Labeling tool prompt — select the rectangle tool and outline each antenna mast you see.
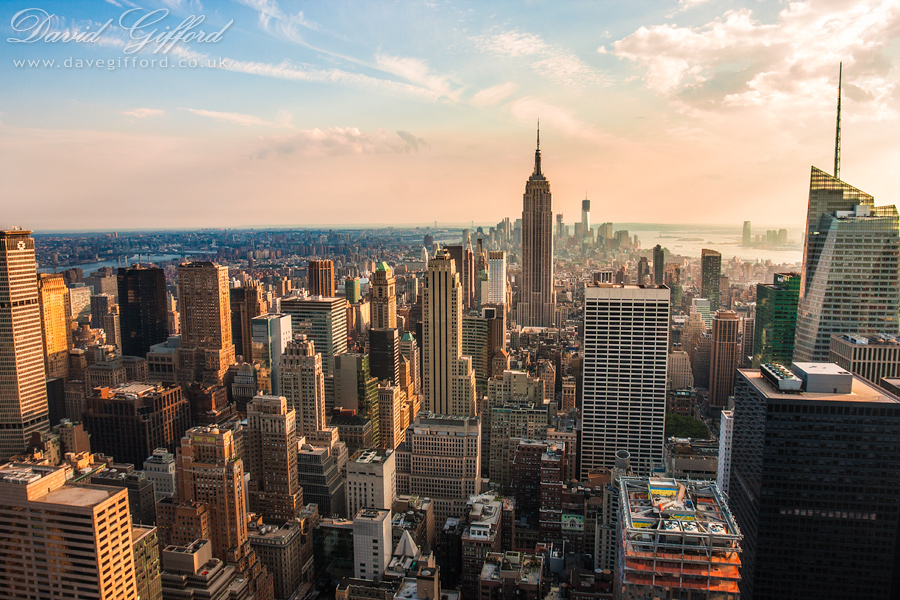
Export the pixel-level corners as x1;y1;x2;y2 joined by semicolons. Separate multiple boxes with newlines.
834;62;842;179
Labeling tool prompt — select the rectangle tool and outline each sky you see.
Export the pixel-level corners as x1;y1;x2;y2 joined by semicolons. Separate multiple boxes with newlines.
2;0;899;231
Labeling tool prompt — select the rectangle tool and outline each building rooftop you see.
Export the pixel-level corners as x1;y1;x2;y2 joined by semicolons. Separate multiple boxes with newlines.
741;367;900;404
350;448;393;464
832;333;900;346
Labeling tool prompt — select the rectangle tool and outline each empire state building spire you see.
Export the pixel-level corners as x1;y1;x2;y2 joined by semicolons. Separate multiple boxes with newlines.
531;120;544;180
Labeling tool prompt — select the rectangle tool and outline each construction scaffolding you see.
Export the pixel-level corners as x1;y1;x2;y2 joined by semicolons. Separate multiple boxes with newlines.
617;477;742;600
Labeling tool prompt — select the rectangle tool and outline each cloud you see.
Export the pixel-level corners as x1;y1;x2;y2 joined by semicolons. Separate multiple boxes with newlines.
234;0;318;35
613;0;900;119
374;54;462;101
121;108;164;118
219;58;454;103
254;127;429;159
508;97;616;145
471;29;605;87
471;82;519;107
182;108;273;126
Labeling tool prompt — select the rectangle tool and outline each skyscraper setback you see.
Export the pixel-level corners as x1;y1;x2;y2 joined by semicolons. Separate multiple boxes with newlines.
0;229;49;460
517;127;556;327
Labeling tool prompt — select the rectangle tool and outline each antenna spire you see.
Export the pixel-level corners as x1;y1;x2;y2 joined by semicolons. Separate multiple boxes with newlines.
834;62;842;179
532;120;542;177
537;119;540;150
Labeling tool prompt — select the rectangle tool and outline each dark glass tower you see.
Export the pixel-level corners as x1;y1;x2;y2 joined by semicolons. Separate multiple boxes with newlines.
118;265;168;358
752;272;800;366
729;365;900;600
700;248;721;309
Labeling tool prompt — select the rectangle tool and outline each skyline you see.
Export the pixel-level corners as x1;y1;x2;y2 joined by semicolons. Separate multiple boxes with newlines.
2;0;899;229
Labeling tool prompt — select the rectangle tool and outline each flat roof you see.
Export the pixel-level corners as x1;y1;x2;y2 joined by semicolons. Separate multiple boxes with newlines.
35;484;120;507
739;368;900;404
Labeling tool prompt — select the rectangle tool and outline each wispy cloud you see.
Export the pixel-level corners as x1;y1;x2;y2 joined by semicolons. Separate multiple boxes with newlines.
121;108;164;118
374;54;462;102
471;29;606;87
471;82;519;107
254;127;428;159
182;108;273;127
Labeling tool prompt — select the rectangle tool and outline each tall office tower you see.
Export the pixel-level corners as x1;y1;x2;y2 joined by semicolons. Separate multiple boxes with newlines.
399;333;420;395
700;249;722;309
118;265;167;358
652;245;664;285
90;293;121;348
422;251;476;416
308;259;335;297
581;284;669;478
345;448;396;518
369;328;400;384
794;198;899;362
708;310;741;408
618;477;742;598
636;257;650;285
177;262;235;384
463;241;476;309
405;275;419;305
0;229;49;460
369;262;397;329
250;313;292;395
83;382;191;466
377;383;405;451
395;413;482;526
0;463;139;598
556;214;565;240
716;408;733;496
280;334;326;437
280;294;348;399
581;197;591;237
518;127;556;327
753;273;800;367
742;220;752;246
352;507;392;580
462;315;490;392
487;251;507;305
691;297;712;329
230;279;265;361
38;273;71;380
344;276;361;305
334;353;379;417
144;448;177;501
730;364;900;600
245;395;303;523
175;426;272;596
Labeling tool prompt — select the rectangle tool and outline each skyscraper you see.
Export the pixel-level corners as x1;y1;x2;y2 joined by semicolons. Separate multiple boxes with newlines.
250;313;292;395
344;276;361;305
90;293;121;348
308;259;335;297
581;284;669;477
708;310;741;408
118;265;168;358
369;327;400;385
37;273;71;380
742;221;751;246
177;262;235;384
518;127;556;327
0;463;139;598
652;244;664;285
280;294;348;382
369;262;397;329
280;334;326;437
230;279;265;362
753;272;800;366
487;251;507;305
730;364;900;600
700;249;721;309
794;174;899;362
581;197;591;238
245;395;303;523
174;426;272;596
422;250;476;416
0;229;49;460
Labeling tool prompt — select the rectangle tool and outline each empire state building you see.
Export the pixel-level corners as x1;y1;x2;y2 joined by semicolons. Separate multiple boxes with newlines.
517;126;556;327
